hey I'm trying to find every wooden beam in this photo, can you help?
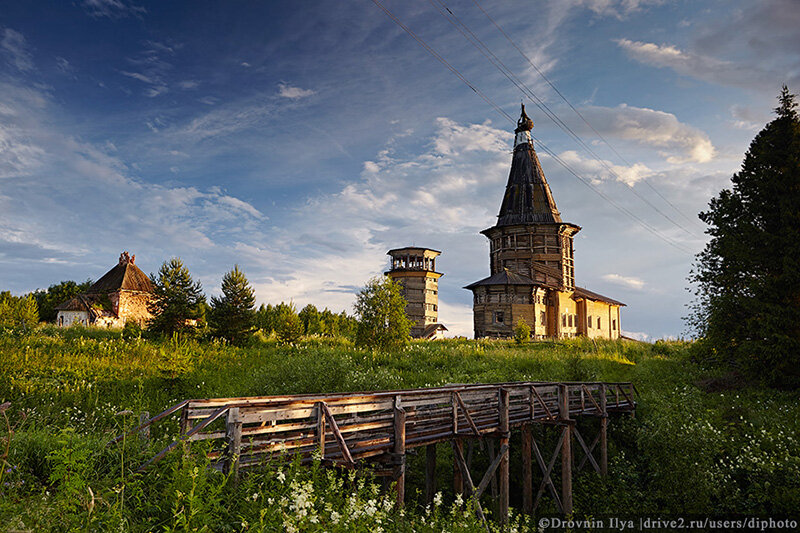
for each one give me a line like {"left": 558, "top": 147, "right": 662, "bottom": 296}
{"left": 600, "top": 384, "right": 608, "bottom": 476}
{"left": 451, "top": 440, "right": 490, "bottom": 533}
{"left": 425, "top": 444, "right": 437, "bottom": 505}
{"left": 558, "top": 384, "right": 573, "bottom": 515}
{"left": 453, "top": 440, "right": 464, "bottom": 496}
{"left": 470, "top": 443, "right": 506, "bottom": 501}
{"left": 522, "top": 425, "right": 532, "bottom": 514}
{"left": 224, "top": 407, "right": 242, "bottom": 482}
{"left": 530, "top": 430, "right": 563, "bottom": 513}
{"left": 454, "top": 391, "right": 484, "bottom": 445}
{"left": 393, "top": 396, "right": 406, "bottom": 508}
{"left": 316, "top": 402, "right": 326, "bottom": 458}
{"left": 531, "top": 386, "right": 555, "bottom": 420}
{"left": 532, "top": 427, "right": 566, "bottom": 513}
{"left": 320, "top": 402, "right": 355, "bottom": 468}
{"left": 498, "top": 388, "right": 510, "bottom": 525}
{"left": 573, "top": 426, "right": 600, "bottom": 474}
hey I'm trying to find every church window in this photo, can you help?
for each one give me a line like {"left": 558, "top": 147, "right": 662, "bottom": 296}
{"left": 494, "top": 311, "right": 505, "bottom": 325}
{"left": 588, "top": 316, "right": 592, "bottom": 328}
{"left": 540, "top": 311, "right": 546, "bottom": 325}
{"left": 612, "top": 319, "right": 617, "bottom": 330}
{"left": 562, "top": 314, "right": 566, "bottom": 327}
{"left": 598, "top": 317, "right": 602, "bottom": 329}
{"left": 568, "top": 315, "right": 573, "bottom": 327}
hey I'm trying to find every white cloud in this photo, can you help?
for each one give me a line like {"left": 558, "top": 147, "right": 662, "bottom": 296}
{"left": 277, "top": 83, "right": 316, "bottom": 99}
{"left": 602, "top": 273, "right": 645, "bottom": 290}
{"left": 578, "top": 104, "right": 715, "bottom": 163}
{"left": 1, "top": 28, "right": 34, "bottom": 72}
{"left": 553, "top": 150, "right": 653, "bottom": 185}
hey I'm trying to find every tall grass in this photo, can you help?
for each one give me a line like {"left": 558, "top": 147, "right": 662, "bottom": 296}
{"left": 1, "top": 328, "right": 798, "bottom": 530}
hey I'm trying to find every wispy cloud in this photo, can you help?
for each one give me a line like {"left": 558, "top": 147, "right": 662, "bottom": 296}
{"left": 80, "top": 0, "right": 146, "bottom": 19}
{"left": 1, "top": 28, "right": 34, "bottom": 72}
{"left": 277, "top": 83, "right": 316, "bottom": 99}
{"left": 602, "top": 273, "right": 645, "bottom": 290}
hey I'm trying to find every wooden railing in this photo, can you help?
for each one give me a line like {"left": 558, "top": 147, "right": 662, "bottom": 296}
{"left": 119, "top": 381, "right": 631, "bottom": 468}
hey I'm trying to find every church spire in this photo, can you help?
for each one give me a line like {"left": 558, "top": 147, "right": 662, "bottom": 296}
{"left": 496, "top": 104, "right": 562, "bottom": 226}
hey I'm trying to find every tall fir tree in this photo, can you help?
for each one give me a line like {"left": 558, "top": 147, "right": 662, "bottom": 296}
{"left": 354, "top": 276, "right": 411, "bottom": 350}
{"left": 689, "top": 86, "right": 800, "bottom": 388}
{"left": 209, "top": 265, "right": 257, "bottom": 345}
{"left": 147, "top": 258, "right": 206, "bottom": 336}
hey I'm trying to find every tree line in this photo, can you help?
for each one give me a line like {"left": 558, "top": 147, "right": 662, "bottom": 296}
{"left": 1, "top": 259, "right": 410, "bottom": 350}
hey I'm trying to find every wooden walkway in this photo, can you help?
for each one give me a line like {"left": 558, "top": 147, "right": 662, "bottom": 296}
{"left": 117, "top": 381, "right": 635, "bottom": 524}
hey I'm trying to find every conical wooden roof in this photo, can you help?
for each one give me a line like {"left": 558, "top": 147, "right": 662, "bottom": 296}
{"left": 496, "top": 105, "right": 562, "bottom": 226}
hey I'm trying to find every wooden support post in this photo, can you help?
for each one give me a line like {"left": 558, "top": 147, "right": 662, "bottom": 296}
{"left": 139, "top": 411, "right": 150, "bottom": 443}
{"left": 498, "top": 388, "right": 510, "bottom": 525}
{"left": 179, "top": 407, "right": 190, "bottom": 436}
{"left": 486, "top": 439, "right": 498, "bottom": 499}
{"left": 522, "top": 424, "right": 533, "bottom": 514}
{"left": 558, "top": 385, "right": 573, "bottom": 514}
{"left": 393, "top": 396, "right": 406, "bottom": 508}
{"left": 600, "top": 384, "right": 608, "bottom": 476}
{"left": 452, "top": 392, "right": 463, "bottom": 496}
{"left": 316, "top": 402, "right": 326, "bottom": 459}
{"left": 425, "top": 444, "right": 437, "bottom": 505}
{"left": 224, "top": 407, "right": 242, "bottom": 482}
{"left": 453, "top": 440, "right": 464, "bottom": 496}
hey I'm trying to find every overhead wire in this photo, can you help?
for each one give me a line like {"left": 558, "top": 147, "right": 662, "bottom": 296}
{"left": 369, "top": 0, "right": 693, "bottom": 255}
{"left": 431, "top": 0, "right": 704, "bottom": 240}
{"left": 469, "top": 0, "right": 705, "bottom": 231}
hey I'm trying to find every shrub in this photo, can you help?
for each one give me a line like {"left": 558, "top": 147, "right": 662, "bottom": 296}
{"left": 514, "top": 318, "right": 531, "bottom": 344}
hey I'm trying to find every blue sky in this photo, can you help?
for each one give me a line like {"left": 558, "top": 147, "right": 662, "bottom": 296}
{"left": 1, "top": 0, "right": 798, "bottom": 339}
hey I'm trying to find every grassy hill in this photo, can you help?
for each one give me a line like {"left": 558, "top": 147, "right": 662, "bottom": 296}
{"left": 1, "top": 327, "right": 798, "bottom": 531}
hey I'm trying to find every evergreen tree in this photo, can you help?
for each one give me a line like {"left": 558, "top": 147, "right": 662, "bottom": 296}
{"left": 209, "top": 265, "right": 257, "bottom": 345}
{"left": 299, "top": 304, "right": 322, "bottom": 335}
{"left": 255, "top": 303, "right": 277, "bottom": 335}
{"left": 147, "top": 258, "right": 206, "bottom": 336}
{"left": 514, "top": 318, "right": 531, "bottom": 344}
{"left": 275, "top": 302, "right": 303, "bottom": 344}
{"left": 689, "top": 86, "right": 800, "bottom": 388}
{"left": 354, "top": 276, "right": 411, "bottom": 350}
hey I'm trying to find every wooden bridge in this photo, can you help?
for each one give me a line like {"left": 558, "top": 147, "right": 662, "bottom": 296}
{"left": 116, "top": 381, "right": 635, "bottom": 525}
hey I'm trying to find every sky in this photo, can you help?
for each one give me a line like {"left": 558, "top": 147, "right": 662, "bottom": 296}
{"left": 1, "top": 0, "right": 798, "bottom": 340}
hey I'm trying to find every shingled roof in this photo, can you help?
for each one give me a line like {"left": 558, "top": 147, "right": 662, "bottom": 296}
{"left": 495, "top": 104, "right": 562, "bottom": 226}
{"left": 87, "top": 252, "right": 153, "bottom": 294}
{"left": 464, "top": 269, "right": 537, "bottom": 290}
{"left": 573, "top": 286, "right": 626, "bottom": 307}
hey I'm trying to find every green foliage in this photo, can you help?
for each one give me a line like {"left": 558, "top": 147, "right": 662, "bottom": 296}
{"left": 0, "top": 292, "right": 39, "bottom": 332}
{"left": 275, "top": 302, "right": 303, "bottom": 345}
{"left": 30, "top": 280, "right": 92, "bottom": 323}
{"left": 354, "top": 276, "right": 411, "bottom": 351}
{"left": 147, "top": 258, "right": 206, "bottom": 337}
{"left": 209, "top": 265, "right": 257, "bottom": 345}
{"left": 688, "top": 87, "right": 800, "bottom": 388}
{"left": 513, "top": 318, "right": 531, "bottom": 344}
{"left": 298, "top": 304, "right": 322, "bottom": 335}
{"left": 1, "top": 331, "right": 799, "bottom": 529}
{"left": 121, "top": 320, "right": 142, "bottom": 340}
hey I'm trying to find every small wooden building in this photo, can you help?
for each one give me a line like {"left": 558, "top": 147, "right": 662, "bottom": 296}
{"left": 55, "top": 252, "right": 154, "bottom": 328}
{"left": 386, "top": 247, "right": 448, "bottom": 339}
{"left": 465, "top": 106, "right": 624, "bottom": 339}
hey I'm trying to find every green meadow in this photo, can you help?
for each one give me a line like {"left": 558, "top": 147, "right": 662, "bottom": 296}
{"left": 1, "top": 327, "right": 799, "bottom": 531}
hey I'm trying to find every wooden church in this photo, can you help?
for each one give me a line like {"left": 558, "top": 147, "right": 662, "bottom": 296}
{"left": 465, "top": 105, "right": 624, "bottom": 340}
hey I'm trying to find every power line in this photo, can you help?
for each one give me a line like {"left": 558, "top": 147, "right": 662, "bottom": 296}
{"left": 369, "top": 0, "right": 693, "bottom": 255}
{"left": 469, "top": 0, "right": 704, "bottom": 231}
{"left": 432, "top": 0, "right": 704, "bottom": 240}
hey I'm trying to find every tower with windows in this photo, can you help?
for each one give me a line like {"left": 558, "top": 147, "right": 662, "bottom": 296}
{"left": 386, "top": 247, "right": 448, "bottom": 339}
